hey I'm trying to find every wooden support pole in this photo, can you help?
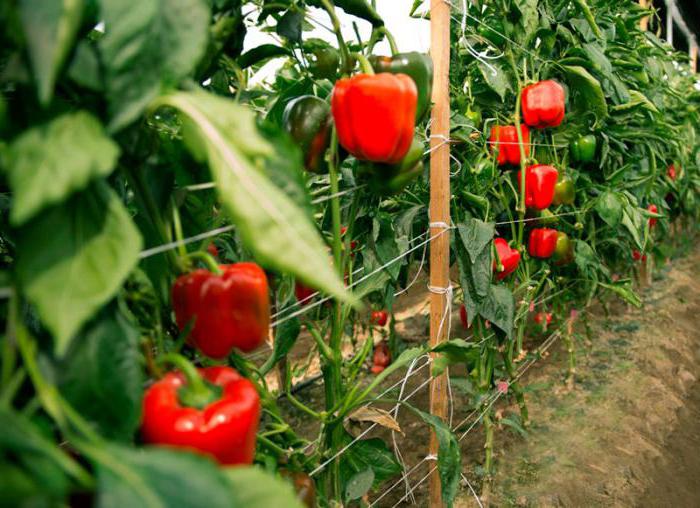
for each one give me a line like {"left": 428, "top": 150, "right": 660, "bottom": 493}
{"left": 690, "top": 43, "right": 698, "bottom": 73}
{"left": 428, "top": 0, "right": 451, "bottom": 506}
{"left": 639, "top": 0, "right": 651, "bottom": 31}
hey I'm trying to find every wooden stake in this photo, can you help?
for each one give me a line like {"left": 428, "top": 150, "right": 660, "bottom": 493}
{"left": 639, "top": 0, "right": 651, "bottom": 31}
{"left": 691, "top": 43, "right": 698, "bottom": 73}
{"left": 429, "top": 0, "right": 451, "bottom": 505}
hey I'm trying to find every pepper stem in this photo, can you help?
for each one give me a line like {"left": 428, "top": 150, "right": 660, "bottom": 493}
{"left": 378, "top": 27, "right": 399, "bottom": 56}
{"left": 157, "top": 353, "right": 222, "bottom": 409}
{"left": 353, "top": 53, "right": 375, "bottom": 75}
{"left": 186, "top": 251, "right": 223, "bottom": 275}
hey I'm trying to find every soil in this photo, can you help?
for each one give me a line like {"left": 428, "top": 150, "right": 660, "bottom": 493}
{"left": 274, "top": 242, "right": 700, "bottom": 507}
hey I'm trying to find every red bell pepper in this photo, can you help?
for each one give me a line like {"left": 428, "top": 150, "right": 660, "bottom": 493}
{"left": 459, "top": 304, "right": 469, "bottom": 329}
{"left": 648, "top": 204, "right": 659, "bottom": 227}
{"left": 489, "top": 124, "right": 530, "bottom": 166}
{"left": 172, "top": 263, "right": 270, "bottom": 358}
{"left": 371, "top": 341, "right": 391, "bottom": 374}
{"left": 667, "top": 164, "right": 677, "bottom": 181}
{"left": 528, "top": 228, "right": 558, "bottom": 259}
{"left": 521, "top": 80, "right": 565, "bottom": 128}
{"left": 632, "top": 250, "right": 647, "bottom": 262}
{"left": 370, "top": 310, "right": 388, "bottom": 327}
{"left": 493, "top": 238, "right": 520, "bottom": 280}
{"left": 141, "top": 366, "right": 260, "bottom": 466}
{"left": 332, "top": 73, "right": 417, "bottom": 164}
{"left": 533, "top": 312, "right": 553, "bottom": 326}
{"left": 518, "top": 164, "right": 559, "bottom": 210}
{"left": 207, "top": 243, "right": 219, "bottom": 259}
{"left": 295, "top": 281, "right": 315, "bottom": 306}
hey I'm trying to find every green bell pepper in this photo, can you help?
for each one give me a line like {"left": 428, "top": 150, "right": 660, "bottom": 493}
{"left": 359, "top": 137, "right": 425, "bottom": 195}
{"left": 370, "top": 52, "right": 433, "bottom": 121}
{"left": 570, "top": 134, "right": 597, "bottom": 163}
{"left": 307, "top": 0, "right": 383, "bottom": 27}
{"left": 553, "top": 232, "right": 574, "bottom": 266}
{"left": 304, "top": 39, "right": 339, "bottom": 80}
{"left": 282, "top": 95, "right": 331, "bottom": 174}
{"left": 552, "top": 176, "right": 575, "bottom": 206}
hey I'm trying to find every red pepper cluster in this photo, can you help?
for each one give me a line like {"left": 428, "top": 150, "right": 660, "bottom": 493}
{"left": 371, "top": 341, "right": 392, "bottom": 374}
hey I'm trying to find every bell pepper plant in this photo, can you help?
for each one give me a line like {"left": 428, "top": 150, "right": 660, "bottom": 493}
{"left": 528, "top": 228, "right": 558, "bottom": 259}
{"left": 493, "top": 238, "right": 521, "bottom": 280}
{"left": 521, "top": 80, "right": 566, "bottom": 128}
{"left": 490, "top": 124, "right": 531, "bottom": 166}
{"left": 570, "top": 134, "right": 597, "bottom": 163}
{"left": 283, "top": 95, "right": 332, "bottom": 173}
{"left": 518, "top": 164, "right": 559, "bottom": 210}
{"left": 141, "top": 363, "right": 261, "bottom": 465}
{"left": 172, "top": 263, "right": 270, "bottom": 358}
{"left": 332, "top": 72, "right": 417, "bottom": 164}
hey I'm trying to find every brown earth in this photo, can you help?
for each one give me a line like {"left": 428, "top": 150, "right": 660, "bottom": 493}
{"left": 459, "top": 246, "right": 700, "bottom": 508}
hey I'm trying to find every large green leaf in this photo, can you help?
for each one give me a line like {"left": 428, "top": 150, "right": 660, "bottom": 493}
{"left": 19, "top": 0, "right": 85, "bottom": 104}
{"left": 225, "top": 467, "right": 305, "bottom": 508}
{"left": 16, "top": 183, "right": 142, "bottom": 355}
{"left": 58, "top": 304, "right": 144, "bottom": 441}
{"left": 405, "top": 405, "right": 461, "bottom": 508}
{"left": 562, "top": 65, "right": 608, "bottom": 123}
{"left": 3, "top": 111, "right": 120, "bottom": 225}
{"left": 0, "top": 409, "right": 86, "bottom": 490}
{"left": 340, "top": 435, "right": 401, "bottom": 489}
{"left": 99, "top": 0, "right": 210, "bottom": 130}
{"left": 160, "top": 90, "right": 352, "bottom": 304}
{"left": 514, "top": 0, "right": 538, "bottom": 44}
{"left": 90, "top": 445, "right": 232, "bottom": 508}
{"left": 595, "top": 191, "right": 623, "bottom": 227}
{"left": 477, "top": 60, "right": 509, "bottom": 101}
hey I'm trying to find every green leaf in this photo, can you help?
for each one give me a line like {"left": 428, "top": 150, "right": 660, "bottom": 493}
{"left": 260, "top": 316, "right": 300, "bottom": 375}
{"left": 574, "top": 241, "right": 598, "bottom": 277}
{"left": 621, "top": 206, "right": 644, "bottom": 250}
{"left": 90, "top": 445, "right": 233, "bottom": 508}
{"left": 456, "top": 220, "right": 495, "bottom": 263}
{"left": 598, "top": 281, "right": 642, "bottom": 308}
{"left": 224, "top": 467, "right": 306, "bottom": 508}
{"left": 19, "top": 0, "right": 85, "bottom": 104}
{"left": 480, "top": 285, "right": 515, "bottom": 339}
{"left": 3, "top": 111, "right": 120, "bottom": 225}
{"left": 562, "top": 65, "right": 608, "bottom": 123}
{"left": 238, "top": 44, "right": 292, "bottom": 69}
{"left": 58, "top": 304, "right": 144, "bottom": 441}
{"left": 16, "top": 183, "right": 142, "bottom": 355}
{"left": 514, "top": 0, "right": 538, "bottom": 44}
{"left": 405, "top": 405, "right": 461, "bottom": 507}
{"left": 344, "top": 468, "right": 374, "bottom": 502}
{"left": 0, "top": 409, "right": 85, "bottom": 490}
{"left": 340, "top": 436, "right": 401, "bottom": 489}
{"left": 277, "top": 9, "right": 303, "bottom": 42}
{"left": 99, "top": 0, "right": 210, "bottom": 130}
{"left": 477, "top": 60, "right": 509, "bottom": 100}
{"left": 595, "top": 191, "right": 623, "bottom": 227}
{"left": 431, "top": 339, "right": 480, "bottom": 375}
{"left": 161, "top": 90, "right": 353, "bottom": 304}
{"left": 307, "top": 0, "right": 383, "bottom": 27}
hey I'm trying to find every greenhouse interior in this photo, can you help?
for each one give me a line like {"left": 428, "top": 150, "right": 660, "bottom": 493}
{"left": 0, "top": 0, "right": 699, "bottom": 506}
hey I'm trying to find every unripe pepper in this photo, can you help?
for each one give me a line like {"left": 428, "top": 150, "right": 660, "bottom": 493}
{"left": 552, "top": 175, "right": 575, "bottom": 206}
{"left": 517, "top": 164, "right": 559, "bottom": 210}
{"left": 370, "top": 310, "right": 389, "bottom": 327}
{"left": 357, "top": 136, "right": 425, "bottom": 195}
{"left": 493, "top": 238, "right": 520, "bottom": 280}
{"left": 283, "top": 95, "right": 331, "bottom": 173}
{"left": 528, "top": 228, "right": 558, "bottom": 259}
{"left": 370, "top": 52, "right": 433, "bottom": 121}
{"left": 521, "top": 80, "right": 565, "bottom": 128}
{"left": 489, "top": 124, "right": 530, "bottom": 166}
{"left": 647, "top": 204, "right": 659, "bottom": 227}
{"left": 570, "top": 134, "right": 597, "bottom": 163}
{"left": 141, "top": 366, "right": 260, "bottom": 465}
{"left": 332, "top": 73, "right": 417, "bottom": 164}
{"left": 172, "top": 263, "right": 270, "bottom": 358}
{"left": 553, "top": 231, "right": 574, "bottom": 265}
